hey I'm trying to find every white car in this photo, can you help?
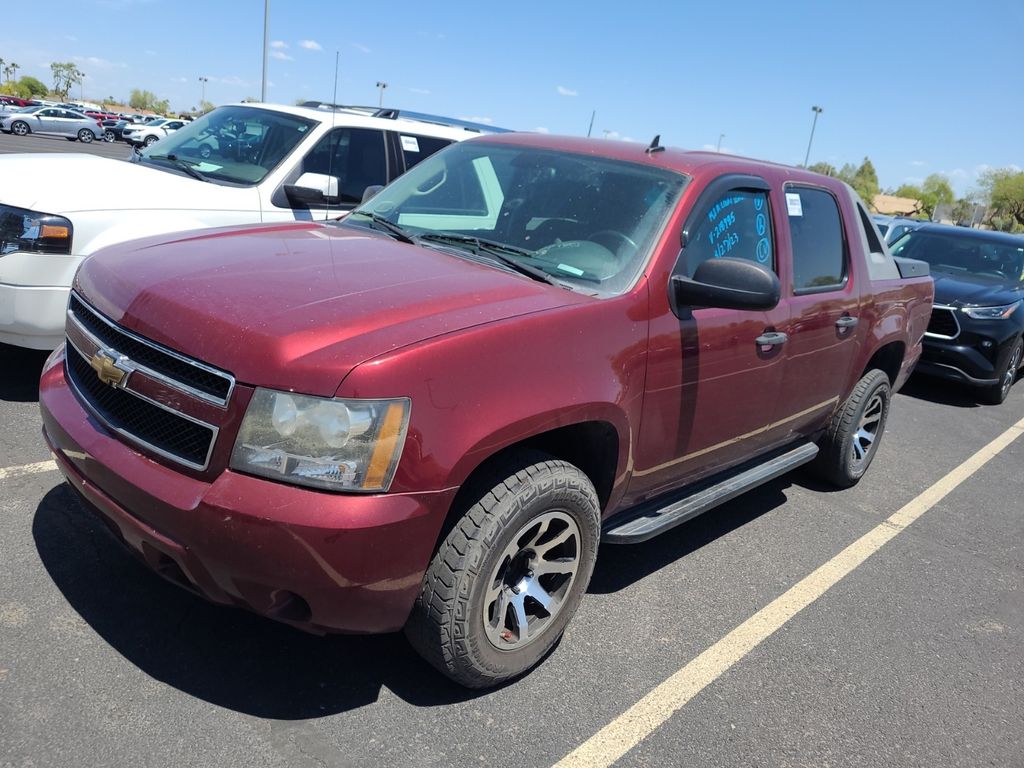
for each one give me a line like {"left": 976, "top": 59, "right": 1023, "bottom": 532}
{"left": 121, "top": 117, "right": 187, "bottom": 148}
{"left": 0, "top": 102, "right": 507, "bottom": 348}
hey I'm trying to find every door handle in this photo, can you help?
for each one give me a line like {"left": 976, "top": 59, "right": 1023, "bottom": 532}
{"left": 835, "top": 315, "right": 859, "bottom": 329}
{"left": 755, "top": 332, "right": 788, "bottom": 347}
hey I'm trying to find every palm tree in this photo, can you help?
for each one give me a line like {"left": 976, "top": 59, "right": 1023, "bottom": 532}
{"left": 0, "top": 58, "right": 6, "bottom": 85}
{"left": 8, "top": 62, "right": 18, "bottom": 84}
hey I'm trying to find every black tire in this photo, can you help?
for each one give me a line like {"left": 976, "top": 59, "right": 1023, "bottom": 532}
{"left": 813, "top": 369, "right": 891, "bottom": 488}
{"left": 12, "top": 121, "right": 30, "bottom": 136}
{"left": 405, "top": 453, "right": 600, "bottom": 688}
{"left": 981, "top": 337, "right": 1022, "bottom": 405}
{"left": 103, "top": 130, "right": 116, "bottom": 142}
{"left": 65, "top": 136, "right": 77, "bottom": 142}
{"left": 143, "top": 135, "right": 159, "bottom": 147}
{"left": 77, "top": 129, "right": 94, "bottom": 144}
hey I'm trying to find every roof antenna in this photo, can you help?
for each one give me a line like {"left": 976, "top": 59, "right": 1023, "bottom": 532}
{"left": 324, "top": 50, "right": 340, "bottom": 221}
{"left": 645, "top": 134, "right": 665, "bottom": 154}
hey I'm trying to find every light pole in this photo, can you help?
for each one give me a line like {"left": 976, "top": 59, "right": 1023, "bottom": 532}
{"left": 199, "top": 76, "right": 208, "bottom": 104}
{"left": 803, "top": 105, "right": 823, "bottom": 167}
{"left": 376, "top": 81, "right": 388, "bottom": 107}
{"left": 717, "top": 133, "right": 725, "bottom": 152}
{"left": 260, "top": 0, "right": 269, "bottom": 102}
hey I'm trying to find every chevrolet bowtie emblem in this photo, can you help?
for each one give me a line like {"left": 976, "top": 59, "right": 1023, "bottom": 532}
{"left": 90, "top": 350, "right": 128, "bottom": 388}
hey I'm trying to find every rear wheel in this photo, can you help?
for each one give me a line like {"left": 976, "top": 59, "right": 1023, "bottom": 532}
{"left": 982, "top": 337, "right": 1023, "bottom": 405}
{"left": 77, "top": 129, "right": 94, "bottom": 143}
{"left": 11, "top": 121, "right": 29, "bottom": 136}
{"left": 813, "top": 369, "right": 891, "bottom": 488}
{"left": 405, "top": 453, "right": 600, "bottom": 688}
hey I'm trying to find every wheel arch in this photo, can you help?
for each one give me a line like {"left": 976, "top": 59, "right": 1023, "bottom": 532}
{"left": 861, "top": 340, "right": 905, "bottom": 386}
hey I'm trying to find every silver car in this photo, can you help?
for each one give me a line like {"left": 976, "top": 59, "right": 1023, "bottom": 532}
{"left": 0, "top": 106, "right": 104, "bottom": 143}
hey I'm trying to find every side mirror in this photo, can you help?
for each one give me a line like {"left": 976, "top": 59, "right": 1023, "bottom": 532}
{"left": 361, "top": 184, "right": 384, "bottom": 204}
{"left": 671, "top": 257, "right": 780, "bottom": 314}
{"left": 284, "top": 172, "right": 340, "bottom": 206}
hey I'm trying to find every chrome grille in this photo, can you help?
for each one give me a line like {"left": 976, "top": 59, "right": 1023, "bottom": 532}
{"left": 68, "top": 293, "right": 233, "bottom": 404}
{"left": 66, "top": 348, "right": 215, "bottom": 468}
{"left": 925, "top": 305, "right": 960, "bottom": 340}
{"left": 64, "top": 294, "right": 234, "bottom": 470}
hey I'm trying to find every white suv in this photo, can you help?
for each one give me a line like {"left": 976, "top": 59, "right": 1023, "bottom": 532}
{"left": 0, "top": 103, "right": 507, "bottom": 348}
{"left": 122, "top": 117, "right": 188, "bottom": 148}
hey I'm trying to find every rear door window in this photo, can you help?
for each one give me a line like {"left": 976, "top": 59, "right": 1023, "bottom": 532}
{"left": 398, "top": 134, "right": 452, "bottom": 172}
{"left": 785, "top": 186, "right": 847, "bottom": 292}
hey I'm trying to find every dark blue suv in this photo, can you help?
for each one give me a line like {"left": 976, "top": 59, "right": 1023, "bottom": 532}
{"left": 894, "top": 224, "right": 1024, "bottom": 404}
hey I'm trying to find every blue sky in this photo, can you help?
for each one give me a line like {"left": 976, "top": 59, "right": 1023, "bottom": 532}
{"left": 1, "top": 0, "right": 1019, "bottom": 197}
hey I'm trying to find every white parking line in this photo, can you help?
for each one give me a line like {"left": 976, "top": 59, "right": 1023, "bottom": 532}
{"left": 0, "top": 459, "right": 58, "bottom": 481}
{"left": 554, "top": 416, "right": 1024, "bottom": 768}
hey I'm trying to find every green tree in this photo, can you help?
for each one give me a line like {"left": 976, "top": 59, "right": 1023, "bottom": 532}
{"left": 979, "top": 167, "right": 1024, "bottom": 230}
{"left": 50, "top": 61, "right": 84, "bottom": 100}
{"left": 129, "top": 88, "right": 158, "bottom": 111}
{"left": 806, "top": 162, "right": 836, "bottom": 177}
{"left": 835, "top": 163, "right": 857, "bottom": 184}
{"left": 850, "top": 157, "right": 880, "bottom": 207}
{"left": 197, "top": 99, "right": 215, "bottom": 115}
{"left": 19, "top": 75, "right": 48, "bottom": 97}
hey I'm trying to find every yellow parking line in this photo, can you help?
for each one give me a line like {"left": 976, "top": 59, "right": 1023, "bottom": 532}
{"left": 554, "top": 416, "right": 1024, "bottom": 768}
{"left": 0, "top": 459, "right": 58, "bottom": 481}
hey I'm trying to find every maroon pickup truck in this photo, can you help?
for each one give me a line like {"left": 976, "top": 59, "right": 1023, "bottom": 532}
{"left": 39, "top": 134, "right": 933, "bottom": 688}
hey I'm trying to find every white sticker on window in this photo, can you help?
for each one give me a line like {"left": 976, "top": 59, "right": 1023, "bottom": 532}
{"left": 401, "top": 135, "right": 420, "bottom": 153}
{"left": 786, "top": 192, "right": 803, "bottom": 217}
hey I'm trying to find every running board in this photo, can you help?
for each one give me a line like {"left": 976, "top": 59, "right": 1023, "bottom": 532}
{"left": 602, "top": 442, "right": 819, "bottom": 544}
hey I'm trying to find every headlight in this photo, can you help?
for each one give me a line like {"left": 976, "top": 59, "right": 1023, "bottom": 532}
{"left": 0, "top": 204, "right": 73, "bottom": 255}
{"left": 961, "top": 300, "right": 1021, "bottom": 320}
{"left": 230, "top": 389, "right": 411, "bottom": 492}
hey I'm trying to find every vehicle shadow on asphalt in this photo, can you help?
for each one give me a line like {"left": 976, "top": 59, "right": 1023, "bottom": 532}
{"left": 0, "top": 343, "right": 49, "bottom": 402}
{"left": 897, "top": 373, "right": 982, "bottom": 408}
{"left": 590, "top": 477, "right": 790, "bottom": 593}
{"left": 32, "top": 485, "right": 486, "bottom": 719}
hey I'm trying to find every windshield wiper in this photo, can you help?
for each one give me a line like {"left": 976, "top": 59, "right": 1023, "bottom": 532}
{"left": 147, "top": 154, "right": 208, "bottom": 182}
{"left": 349, "top": 211, "right": 417, "bottom": 244}
{"left": 418, "top": 233, "right": 560, "bottom": 285}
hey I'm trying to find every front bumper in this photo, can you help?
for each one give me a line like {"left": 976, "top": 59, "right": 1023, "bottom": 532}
{"left": 918, "top": 332, "right": 1017, "bottom": 388}
{"left": 0, "top": 251, "right": 84, "bottom": 349}
{"left": 40, "top": 348, "right": 457, "bottom": 634}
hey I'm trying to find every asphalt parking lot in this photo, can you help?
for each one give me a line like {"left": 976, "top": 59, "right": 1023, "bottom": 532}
{"left": 1, "top": 128, "right": 1023, "bottom": 767}
{"left": 1, "top": 337, "right": 1022, "bottom": 767}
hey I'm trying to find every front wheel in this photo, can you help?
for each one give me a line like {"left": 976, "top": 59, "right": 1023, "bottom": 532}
{"left": 982, "top": 337, "right": 1023, "bottom": 405}
{"left": 11, "top": 121, "right": 29, "bottom": 136}
{"left": 813, "top": 369, "right": 891, "bottom": 488}
{"left": 103, "top": 130, "right": 116, "bottom": 142}
{"left": 405, "top": 454, "right": 600, "bottom": 688}
{"left": 143, "top": 135, "right": 159, "bottom": 147}
{"left": 77, "top": 129, "right": 95, "bottom": 143}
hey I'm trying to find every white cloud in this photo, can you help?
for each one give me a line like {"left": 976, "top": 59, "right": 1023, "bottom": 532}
{"left": 910, "top": 160, "right": 926, "bottom": 167}
{"left": 408, "top": 87, "right": 431, "bottom": 95}
{"left": 214, "top": 75, "right": 253, "bottom": 88}
{"left": 65, "top": 35, "right": 78, "bottom": 41}
{"left": 271, "top": 40, "right": 288, "bottom": 49}
{"left": 457, "top": 115, "right": 494, "bottom": 124}
{"left": 270, "top": 50, "right": 293, "bottom": 61}
{"left": 352, "top": 42, "right": 371, "bottom": 54}
{"left": 171, "top": 76, "right": 188, "bottom": 83}
{"left": 535, "top": 127, "right": 550, "bottom": 134}
{"left": 145, "top": 50, "right": 157, "bottom": 56}
{"left": 73, "top": 55, "right": 126, "bottom": 70}
{"left": 299, "top": 40, "right": 322, "bottom": 51}
{"left": 556, "top": 85, "right": 578, "bottom": 97}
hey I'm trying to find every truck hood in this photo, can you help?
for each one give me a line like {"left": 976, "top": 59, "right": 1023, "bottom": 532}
{"left": 74, "top": 222, "right": 585, "bottom": 396}
{"left": 0, "top": 153, "right": 239, "bottom": 214}
{"left": 932, "top": 270, "right": 1024, "bottom": 307}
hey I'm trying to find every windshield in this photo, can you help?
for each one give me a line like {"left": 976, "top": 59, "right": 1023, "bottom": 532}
{"left": 344, "top": 141, "right": 686, "bottom": 295}
{"left": 891, "top": 230, "right": 1024, "bottom": 282}
{"left": 139, "top": 105, "right": 317, "bottom": 186}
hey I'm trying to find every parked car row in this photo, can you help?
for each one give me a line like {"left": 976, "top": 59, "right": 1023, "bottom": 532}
{"left": 2, "top": 101, "right": 1022, "bottom": 691}
{"left": 0, "top": 105, "right": 105, "bottom": 143}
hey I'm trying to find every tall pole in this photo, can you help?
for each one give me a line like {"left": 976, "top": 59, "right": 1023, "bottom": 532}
{"left": 804, "top": 105, "right": 823, "bottom": 167}
{"left": 376, "top": 81, "right": 388, "bottom": 107}
{"left": 199, "top": 76, "right": 208, "bottom": 103}
{"left": 717, "top": 133, "right": 725, "bottom": 152}
{"left": 260, "top": 0, "right": 269, "bottom": 102}
{"left": 586, "top": 110, "right": 595, "bottom": 138}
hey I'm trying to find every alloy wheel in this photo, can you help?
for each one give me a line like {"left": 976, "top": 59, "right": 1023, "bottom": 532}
{"left": 851, "top": 391, "right": 885, "bottom": 469}
{"left": 483, "top": 510, "right": 582, "bottom": 650}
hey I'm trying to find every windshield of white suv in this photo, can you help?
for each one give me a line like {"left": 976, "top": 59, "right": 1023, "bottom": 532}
{"left": 138, "top": 105, "right": 317, "bottom": 186}
{"left": 344, "top": 142, "right": 686, "bottom": 295}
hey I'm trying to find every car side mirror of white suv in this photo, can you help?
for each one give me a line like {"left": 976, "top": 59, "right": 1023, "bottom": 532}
{"left": 285, "top": 172, "right": 340, "bottom": 206}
